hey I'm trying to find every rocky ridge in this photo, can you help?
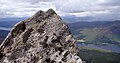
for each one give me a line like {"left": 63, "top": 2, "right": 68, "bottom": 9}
{"left": 0, "top": 9, "right": 82, "bottom": 63}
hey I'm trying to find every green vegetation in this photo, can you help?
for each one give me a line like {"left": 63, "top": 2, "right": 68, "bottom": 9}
{"left": 75, "top": 28, "right": 120, "bottom": 46}
{"left": 79, "top": 47, "right": 120, "bottom": 63}
{"left": 79, "top": 46, "right": 111, "bottom": 53}
{"left": 69, "top": 21, "right": 120, "bottom": 63}
{"left": 69, "top": 21, "right": 120, "bottom": 46}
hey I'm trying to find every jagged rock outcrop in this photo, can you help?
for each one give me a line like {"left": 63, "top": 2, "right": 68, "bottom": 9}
{"left": 0, "top": 9, "right": 82, "bottom": 63}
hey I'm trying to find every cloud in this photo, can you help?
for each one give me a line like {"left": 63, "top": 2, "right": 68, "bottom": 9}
{"left": 52, "top": 0, "right": 99, "bottom": 13}
{"left": 0, "top": 0, "right": 120, "bottom": 22}
{"left": 0, "top": 0, "right": 55, "bottom": 18}
{"left": 100, "top": 0, "right": 120, "bottom": 6}
{"left": 4, "top": 0, "right": 54, "bottom": 4}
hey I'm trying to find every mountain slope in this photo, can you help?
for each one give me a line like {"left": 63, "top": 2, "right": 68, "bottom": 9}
{"left": 0, "top": 30, "right": 9, "bottom": 44}
{"left": 0, "top": 9, "right": 82, "bottom": 63}
{"left": 68, "top": 21, "right": 120, "bottom": 46}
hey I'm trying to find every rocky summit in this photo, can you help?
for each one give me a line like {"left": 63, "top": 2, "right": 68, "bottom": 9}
{"left": 0, "top": 9, "right": 82, "bottom": 63}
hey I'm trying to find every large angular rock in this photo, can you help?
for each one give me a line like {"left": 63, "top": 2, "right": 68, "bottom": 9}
{"left": 0, "top": 9, "right": 82, "bottom": 63}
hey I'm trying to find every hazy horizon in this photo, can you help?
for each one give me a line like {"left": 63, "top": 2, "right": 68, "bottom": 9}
{"left": 0, "top": 0, "right": 120, "bottom": 23}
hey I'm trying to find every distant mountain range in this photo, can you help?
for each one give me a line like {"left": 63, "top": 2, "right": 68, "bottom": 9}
{"left": 0, "top": 17, "right": 27, "bottom": 28}
{"left": 0, "top": 17, "right": 26, "bottom": 43}
{"left": 0, "top": 17, "right": 120, "bottom": 63}
{"left": 0, "top": 30, "right": 9, "bottom": 44}
{"left": 0, "top": 18, "right": 120, "bottom": 46}
{"left": 68, "top": 20, "right": 120, "bottom": 46}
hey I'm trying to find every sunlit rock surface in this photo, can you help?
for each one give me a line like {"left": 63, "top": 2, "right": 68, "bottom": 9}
{"left": 0, "top": 9, "right": 82, "bottom": 63}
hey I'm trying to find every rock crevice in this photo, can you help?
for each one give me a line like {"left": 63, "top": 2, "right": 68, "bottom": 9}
{"left": 0, "top": 9, "right": 82, "bottom": 63}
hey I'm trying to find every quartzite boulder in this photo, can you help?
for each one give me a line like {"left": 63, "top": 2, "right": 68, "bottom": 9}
{"left": 0, "top": 9, "right": 82, "bottom": 63}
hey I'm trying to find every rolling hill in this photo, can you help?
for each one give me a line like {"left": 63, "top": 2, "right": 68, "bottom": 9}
{"left": 68, "top": 21, "right": 120, "bottom": 46}
{"left": 0, "top": 17, "right": 25, "bottom": 44}
{"left": 0, "top": 30, "right": 9, "bottom": 44}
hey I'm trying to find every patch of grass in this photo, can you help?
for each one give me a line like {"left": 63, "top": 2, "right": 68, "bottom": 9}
{"left": 79, "top": 46, "right": 111, "bottom": 53}
{"left": 74, "top": 28, "right": 120, "bottom": 46}
{"left": 79, "top": 48, "right": 120, "bottom": 63}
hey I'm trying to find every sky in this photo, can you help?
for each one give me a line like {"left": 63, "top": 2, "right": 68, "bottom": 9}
{"left": 0, "top": 0, "right": 120, "bottom": 22}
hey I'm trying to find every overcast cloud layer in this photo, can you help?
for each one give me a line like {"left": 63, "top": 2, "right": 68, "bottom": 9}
{"left": 0, "top": 0, "right": 120, "bottom": 22}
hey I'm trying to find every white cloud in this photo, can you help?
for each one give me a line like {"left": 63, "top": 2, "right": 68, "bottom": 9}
{"left": 53, "top": 0, "right": 99, "bottom": 13}
{"left": 0, "top": 0, "right": 120, "bottom": 21}
{"left": 100, "top": 0, "right": 120, "bottom": 6}
{"left": 0, "top": 0, "right": 56, "bottom": 18}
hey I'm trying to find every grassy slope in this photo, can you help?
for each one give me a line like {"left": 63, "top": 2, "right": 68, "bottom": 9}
{"left": 69, "top": 21, "right": 120, "bottom": 46}
{"left": 79, "top": 47, "right": 120, "bottom": 63}
{"left": 76, "top": 28, "right": 120, "bottom": 46}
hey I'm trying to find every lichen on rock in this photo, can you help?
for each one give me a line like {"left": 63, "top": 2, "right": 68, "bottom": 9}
{"left": 0, "top": 9, "right": 82, "bottom": 63}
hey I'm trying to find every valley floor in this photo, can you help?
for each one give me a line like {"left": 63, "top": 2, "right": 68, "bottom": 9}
{"left": 79, "top": 47, "right": 120, "bottom": 63}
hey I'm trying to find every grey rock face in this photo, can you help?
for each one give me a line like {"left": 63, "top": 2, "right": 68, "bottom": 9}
{"left": 0, "top": 9, "right": 82, "bottom": 63}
